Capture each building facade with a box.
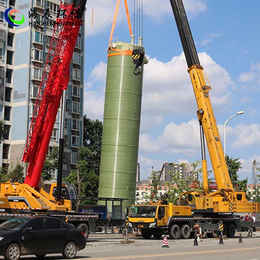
[135,182,171,204]
[0,0,84,177]
[160,162,196,183]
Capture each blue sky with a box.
[83,0,260,182]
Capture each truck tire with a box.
[141,228,151,239]
[169,224,180,239]
[227,224,236,238]
[180,224,191,239]
[77,223,89,240]
[152,230,162,239]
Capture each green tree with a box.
[0,163,24,183]
[225,155,242,183]
[159,161,203,204]
[83,116,103,176]
[65,147,99,205]
[225,155,247,191]
[149,167,163,201]
[42,146,59,181]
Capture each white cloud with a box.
[139,156,153,167]
[140,119,200,154]
[237,63,260,91]
[139,134,161,152]
[85,0,125,37]
[238,155,260,181]
[84,90,104,120]
[85,61,107,89]
[201,32,222,46]
[84,62,106,120]
[85,0,207,37]
[238,72,257,82]
[142,52,234,120]
[249,109,257,117]
[143,0,207,20]
[233,124,260,148]
[240,97,251,104]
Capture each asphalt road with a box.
[2,232,260,260]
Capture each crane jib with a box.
[169,0,200,68]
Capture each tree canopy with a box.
[65,116,103,204]
[42,146,59,181]
[0,163,24,183]
[225,155,247,192]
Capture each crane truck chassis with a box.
[128,203,260,239]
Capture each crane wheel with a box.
[141,228,152,239]
[227,224,236,238]
[180,224,191,239]
[169,224,180,239]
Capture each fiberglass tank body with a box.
[98,41,146,212]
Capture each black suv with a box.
[0,216,86,260]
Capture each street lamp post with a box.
[223,111,244,155]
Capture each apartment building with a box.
[0,0,84,177]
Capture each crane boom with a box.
[169,0,233,191]
[22,0,87,188]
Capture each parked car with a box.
[0,216,86,260]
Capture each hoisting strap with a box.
[124,0,133,36]
[108,0,133,47]
[108,48,132,57]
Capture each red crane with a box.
[22,0,86,188]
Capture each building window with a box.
[75,37,81,49]
[71,119,79,131]
[73,53,81,64]
[34,0,43,8]
[5,87,11,102]
[51,129,58,140]
[30,85,39,99]
[71,152,77,165]
[32,68,42,80]
[4,106,11,121]
[32,31,43,44]
[32,49,43,62]
[72,85,80,97]
[0,12,5,23]
[30,104,36,117]
[72,102,80,114]
[72,69,80,81]
[47,2,59,16]
[0,0,6,7]
[0,30,5,41]
[0,48,4,60]
[46,36,52,47]
[71,135,79,147]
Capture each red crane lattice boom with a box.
[22,3,84,187]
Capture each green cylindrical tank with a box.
[98,41,146,214]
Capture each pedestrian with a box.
[247,226,253,237]
[245,215,250,221]
[252,214,256,223]
[193,222,203,242]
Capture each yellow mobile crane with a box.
[128,0,260,239]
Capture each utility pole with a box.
[253,160,259,201]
